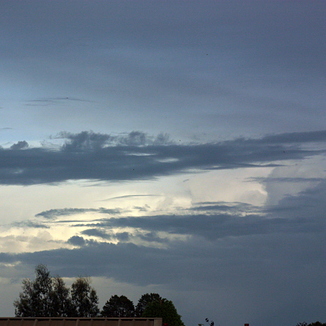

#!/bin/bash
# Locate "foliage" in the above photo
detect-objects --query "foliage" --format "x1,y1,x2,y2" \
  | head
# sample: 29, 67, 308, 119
71, 277, 99, 317
49, 276, 73, 316
14, 265, 99, 317
135, 293, 162, 317
142, 298, 184, 326
101, 295, 134, 317
14, 265, 184, 322
14, 265, 56, 316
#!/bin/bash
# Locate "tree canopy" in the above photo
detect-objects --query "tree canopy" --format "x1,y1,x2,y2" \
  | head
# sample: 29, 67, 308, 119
142, 298, 184, 326
71, 277, 99, 317
135, 293, 162, 317
101, 295, 134, 317
14, 265, 184, 324
14, 265, 67, 317
14, 265, 98, 317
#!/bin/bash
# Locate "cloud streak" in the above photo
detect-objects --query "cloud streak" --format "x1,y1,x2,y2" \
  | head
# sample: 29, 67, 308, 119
0, 130, 325, 186
36, 207, 121, 220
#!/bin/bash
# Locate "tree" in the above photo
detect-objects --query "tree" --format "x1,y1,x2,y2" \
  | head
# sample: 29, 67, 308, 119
49, 276, 73, 317
135, 293, 162, 317
14, 277, 35, 316
14, 265, 99, 317
14, 264, 54, 316
142, 298, 184, 326
71, 277, 99, 317
101, 295, 134, 317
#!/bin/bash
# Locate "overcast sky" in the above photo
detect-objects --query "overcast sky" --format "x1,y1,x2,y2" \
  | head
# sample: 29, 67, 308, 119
1, 1, 326, 326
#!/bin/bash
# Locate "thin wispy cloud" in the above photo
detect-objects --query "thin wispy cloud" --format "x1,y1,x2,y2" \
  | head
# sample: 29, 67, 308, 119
25, 97, 94, 107
36, 207, 121, 220
104, 194, 163, 201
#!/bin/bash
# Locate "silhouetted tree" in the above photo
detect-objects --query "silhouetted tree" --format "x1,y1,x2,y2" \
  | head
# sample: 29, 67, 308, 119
71, 277, 99, 317
14, 264, 54, 316
49, 276, 73, 317
142, 298, 184, 326
14, 265, 100, 317
135, 293, 162, 317
101, 295, 134, 317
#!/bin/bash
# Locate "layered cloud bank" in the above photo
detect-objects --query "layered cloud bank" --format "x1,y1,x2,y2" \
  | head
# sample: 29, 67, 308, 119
1, 130, 326, 326
1, 130, 325, 185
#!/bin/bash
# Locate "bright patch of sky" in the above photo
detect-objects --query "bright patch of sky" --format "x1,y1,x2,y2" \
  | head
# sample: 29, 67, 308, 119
1, 2, 326, 326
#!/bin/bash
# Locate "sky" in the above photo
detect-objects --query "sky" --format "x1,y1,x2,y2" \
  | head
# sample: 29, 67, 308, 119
0, 1, 326, 326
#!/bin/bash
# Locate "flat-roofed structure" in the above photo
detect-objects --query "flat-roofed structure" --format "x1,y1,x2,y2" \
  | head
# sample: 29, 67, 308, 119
0, 318, 162, 326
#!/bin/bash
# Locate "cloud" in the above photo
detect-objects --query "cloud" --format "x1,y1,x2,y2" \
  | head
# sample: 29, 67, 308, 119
29, 181, 326, 243
103, 194, 162, 201
0, 130, 325, 186
249, 177, 324, 183
115, 232, 130, 242
138, 231, 167, 243
36, 207, 121, 220
265, 179, 326, 220
10, 141, 29, 150
1, 178, 326, 326
81, 228, 112, 240
25, 97, 94, 107
67, 236, 86, 247
12, 220, 49, 229
59, 131, 114, 152
1, 223, 325, 288
77, 211, 322, 242
57, 131, 173, 151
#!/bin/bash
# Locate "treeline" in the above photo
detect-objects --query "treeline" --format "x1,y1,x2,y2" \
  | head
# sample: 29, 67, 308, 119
14, 265, 184, 326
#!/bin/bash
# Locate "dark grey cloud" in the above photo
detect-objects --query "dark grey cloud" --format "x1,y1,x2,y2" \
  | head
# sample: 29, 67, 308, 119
10, 141, 28, 150
265, 179, 326, 220
138, 231, 167, 244
67, 235, 86, 247
12, 220, 49, 229
37, 181, 326, 242
81, 229, 130, 242
1, 222, 325, 323
76, 211, 323, 242
81, 228, 112, 240
36, 207, 121, 220
249, 177, 325, 184
57, 131, 172, 151
0, 130, 325, 185
115, 232, 130, 242
260, 130, 326, 144
2, 179, 326, 326
190, 201, 259, 213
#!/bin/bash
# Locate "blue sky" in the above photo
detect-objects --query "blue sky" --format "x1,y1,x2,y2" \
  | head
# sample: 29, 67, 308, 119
0, 1, 326, 326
